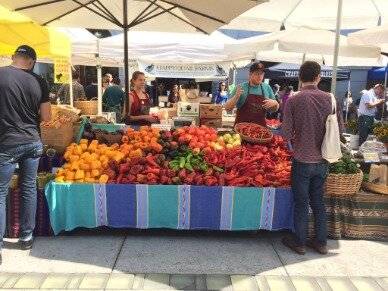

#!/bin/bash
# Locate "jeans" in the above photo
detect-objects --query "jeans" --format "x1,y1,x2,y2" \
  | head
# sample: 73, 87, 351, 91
291, 159, 328, 246
0, 142, 43, 249
358, 115, 374, 146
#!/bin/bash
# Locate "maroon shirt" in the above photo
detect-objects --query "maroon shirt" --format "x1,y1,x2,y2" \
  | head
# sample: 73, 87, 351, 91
283, 85, 335, 163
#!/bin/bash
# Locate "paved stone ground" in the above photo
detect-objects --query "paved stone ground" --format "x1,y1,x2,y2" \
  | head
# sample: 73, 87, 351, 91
0, 230, 387, 290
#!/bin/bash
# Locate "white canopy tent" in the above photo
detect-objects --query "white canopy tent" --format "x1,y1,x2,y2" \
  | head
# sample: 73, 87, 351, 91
225, 28, 383, 66
1, 0, 259, 114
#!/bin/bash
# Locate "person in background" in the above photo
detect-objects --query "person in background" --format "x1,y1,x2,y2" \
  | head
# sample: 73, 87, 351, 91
273, 83, 281, 103
358, 84, 385, 145
225, 62, 279, 126
56, 70, 86, 104
102, 78, 125, 122
0, 45, 52, 263
342, 91, 353, 120
104, 73, 113, 86
168, 84, 180, 104
282, 61, 342, 256
102, 75, 110, 94
84, 75, 98, 100
112, 77, 122, 87
279, 86, 294, 121
215, 81, 230, 105
124, 71, 159, 125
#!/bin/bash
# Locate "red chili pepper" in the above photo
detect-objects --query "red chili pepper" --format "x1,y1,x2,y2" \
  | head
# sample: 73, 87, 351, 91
147, 168, 161, 175
146, 155, 159, 168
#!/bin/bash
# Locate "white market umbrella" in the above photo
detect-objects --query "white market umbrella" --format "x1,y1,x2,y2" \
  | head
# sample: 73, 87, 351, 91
223, 0, 388, 32
349, 24, 388, 115
222, 0, 388, 94
1, 0, 260, 113
348, 24, 388, 54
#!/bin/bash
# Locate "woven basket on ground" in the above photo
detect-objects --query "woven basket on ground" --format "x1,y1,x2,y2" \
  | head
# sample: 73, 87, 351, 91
324, 170, 363, 196
74, 100, 98, 115
234, 122, 273, 144
40, 124, 74, 154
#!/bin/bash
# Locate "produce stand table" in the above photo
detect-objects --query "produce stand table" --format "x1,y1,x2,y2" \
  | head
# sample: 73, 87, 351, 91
45, 182, 294, 235
309, 192, 388, 241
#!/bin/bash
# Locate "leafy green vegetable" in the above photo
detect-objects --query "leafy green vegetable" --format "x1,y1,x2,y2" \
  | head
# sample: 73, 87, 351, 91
329, 153, 359, 174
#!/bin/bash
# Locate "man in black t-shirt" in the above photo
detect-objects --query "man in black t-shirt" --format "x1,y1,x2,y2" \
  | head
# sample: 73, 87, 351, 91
0, 45, 51, 263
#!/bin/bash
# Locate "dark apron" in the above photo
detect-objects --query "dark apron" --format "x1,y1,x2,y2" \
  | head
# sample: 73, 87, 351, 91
235, 84, 266, 126
124, 91, 152, 125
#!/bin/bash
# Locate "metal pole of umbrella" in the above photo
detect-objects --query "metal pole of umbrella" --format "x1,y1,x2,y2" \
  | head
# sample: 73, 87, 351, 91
383, 65, 388, 120
97, 38, 103, 115
123, 0, 130, 117
298, 52, 306, 90
331, 0, 343, 96
345, 76, 351, 124
69, 64, 73, 107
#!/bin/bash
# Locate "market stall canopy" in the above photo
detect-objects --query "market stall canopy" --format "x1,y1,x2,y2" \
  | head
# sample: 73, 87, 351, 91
265, 63, 350, 81
368, 66, 388, 81
98, 31, 236, 64
0, 5, 70, 60
222, 0, 388, 32
348, 24, 388, 54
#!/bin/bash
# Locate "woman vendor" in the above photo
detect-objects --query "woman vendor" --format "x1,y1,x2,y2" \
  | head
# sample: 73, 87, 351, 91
225, 62, 279, 126
124, 71, 159, 125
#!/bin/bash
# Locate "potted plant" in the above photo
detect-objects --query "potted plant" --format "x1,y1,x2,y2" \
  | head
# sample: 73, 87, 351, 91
346, 119, 359, 150
373, 122, 388, 151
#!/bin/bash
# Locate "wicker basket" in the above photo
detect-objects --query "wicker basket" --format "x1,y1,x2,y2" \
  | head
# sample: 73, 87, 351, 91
74, 100, 98, 115
235, 122, 273, 144
324, 170, 363, 196
362, 182, 388, 195
40, 124, 74, 153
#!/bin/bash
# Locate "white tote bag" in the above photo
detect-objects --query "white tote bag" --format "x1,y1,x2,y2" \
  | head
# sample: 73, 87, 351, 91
321, 93, 342, 163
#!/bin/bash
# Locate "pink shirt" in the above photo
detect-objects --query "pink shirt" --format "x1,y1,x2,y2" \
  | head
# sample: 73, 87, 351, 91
282, 85, 333, 163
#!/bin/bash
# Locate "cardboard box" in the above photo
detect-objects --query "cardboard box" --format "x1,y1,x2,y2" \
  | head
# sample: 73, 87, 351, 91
200, 104, 223, 119
369, 164, 388, 185
200, 118, 222, 128
179, 89, 199, 102
159, 108, 177, 120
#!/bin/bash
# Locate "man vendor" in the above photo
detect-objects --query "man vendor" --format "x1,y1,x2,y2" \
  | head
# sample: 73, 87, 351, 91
225, 62, 279, 126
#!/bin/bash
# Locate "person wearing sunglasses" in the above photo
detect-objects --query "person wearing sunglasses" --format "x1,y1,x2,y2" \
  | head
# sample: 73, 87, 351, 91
215, 81, 230, 105
225, 62, 279, 126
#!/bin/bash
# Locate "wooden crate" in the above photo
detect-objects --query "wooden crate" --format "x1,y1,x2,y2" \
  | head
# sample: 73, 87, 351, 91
200, 118, 222, 128
200, 104, 223, 119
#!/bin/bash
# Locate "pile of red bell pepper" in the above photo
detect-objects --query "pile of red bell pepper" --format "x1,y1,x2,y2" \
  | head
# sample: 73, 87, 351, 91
204, 135, 291, 187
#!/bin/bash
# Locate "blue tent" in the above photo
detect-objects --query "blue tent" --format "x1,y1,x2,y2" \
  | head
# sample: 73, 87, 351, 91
265, 63, 351, 80
368, 66, 388, 81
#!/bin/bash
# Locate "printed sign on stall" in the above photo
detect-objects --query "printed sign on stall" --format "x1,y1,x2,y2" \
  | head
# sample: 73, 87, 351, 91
54, 58, 70, 84
138, 61, 230, 79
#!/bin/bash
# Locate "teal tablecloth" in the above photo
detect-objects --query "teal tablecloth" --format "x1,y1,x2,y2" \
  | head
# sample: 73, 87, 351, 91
45, 182, 294, 235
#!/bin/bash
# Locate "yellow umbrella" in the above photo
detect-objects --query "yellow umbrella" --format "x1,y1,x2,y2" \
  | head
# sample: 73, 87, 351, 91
0, 5, 70, 60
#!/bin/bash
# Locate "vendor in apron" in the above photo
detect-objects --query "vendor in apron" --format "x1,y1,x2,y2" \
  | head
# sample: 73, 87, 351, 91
124, 71, 159, 125
225, 62, 279, 126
